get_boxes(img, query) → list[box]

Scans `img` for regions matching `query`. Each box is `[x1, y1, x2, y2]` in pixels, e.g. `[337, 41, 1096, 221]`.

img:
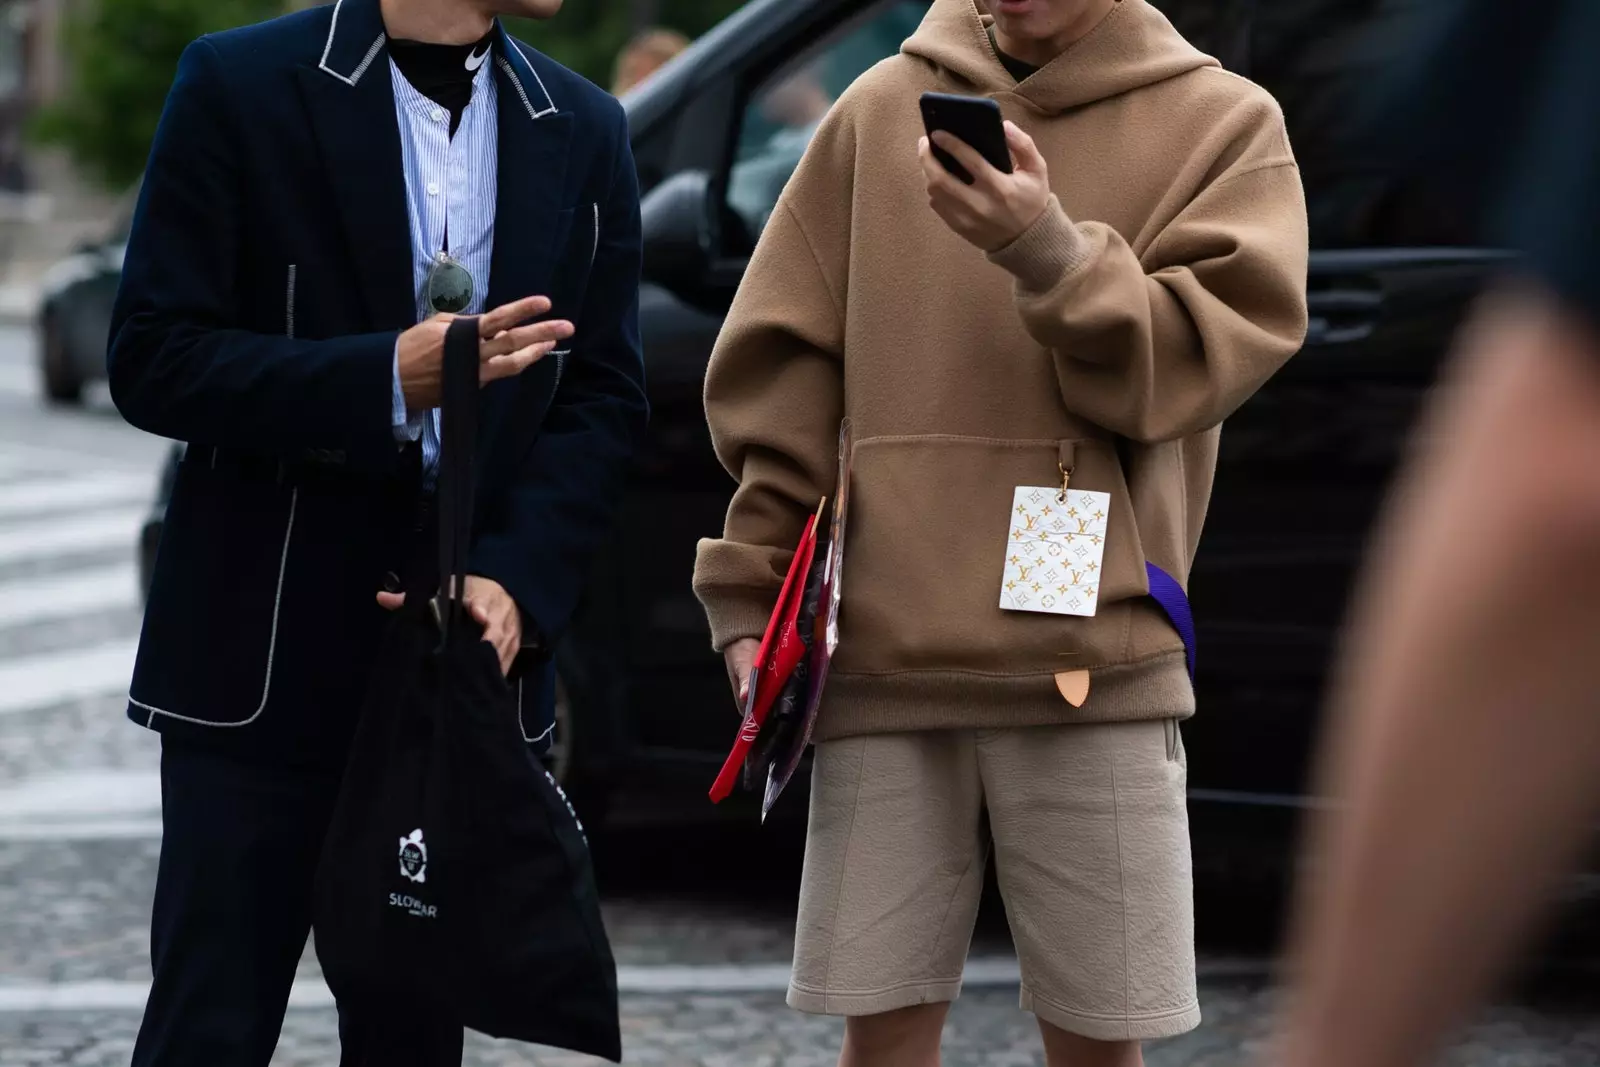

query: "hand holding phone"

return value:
[917, 97, 1054, 253]
[919, 92, 1013, 184]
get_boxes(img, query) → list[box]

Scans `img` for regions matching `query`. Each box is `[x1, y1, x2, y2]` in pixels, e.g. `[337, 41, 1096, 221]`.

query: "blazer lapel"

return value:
[485, 34, 575, 312]
[295, 0, 414, 332]
[479, 34, 576, 451]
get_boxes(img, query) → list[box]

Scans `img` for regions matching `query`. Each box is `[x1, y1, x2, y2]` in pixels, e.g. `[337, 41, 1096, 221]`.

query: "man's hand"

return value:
[398, 295, 575, 413]
[919, 121, 1052, 253]
[723, 637, 760, 710]
[377, 575, 524, 676]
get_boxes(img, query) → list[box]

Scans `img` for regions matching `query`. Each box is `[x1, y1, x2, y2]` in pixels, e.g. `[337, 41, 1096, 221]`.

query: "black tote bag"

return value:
[313, 317, 621, 1061]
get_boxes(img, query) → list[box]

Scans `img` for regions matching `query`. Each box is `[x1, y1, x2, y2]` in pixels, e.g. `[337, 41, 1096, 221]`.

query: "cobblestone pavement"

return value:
[5, 985, 1600, 1066]
[1, 329, 1598, 1065]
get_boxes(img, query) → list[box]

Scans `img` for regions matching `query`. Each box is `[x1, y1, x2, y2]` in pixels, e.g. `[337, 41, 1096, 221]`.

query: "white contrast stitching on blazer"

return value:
[285, 264, 297, 339]
[511, 40, 559, 117]
[130, 488, 299, 728]
[317, 0, 385, 87]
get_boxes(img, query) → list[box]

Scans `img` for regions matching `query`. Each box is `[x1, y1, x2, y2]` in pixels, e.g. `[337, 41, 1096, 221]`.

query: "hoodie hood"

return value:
[903, 0, 1218, 114]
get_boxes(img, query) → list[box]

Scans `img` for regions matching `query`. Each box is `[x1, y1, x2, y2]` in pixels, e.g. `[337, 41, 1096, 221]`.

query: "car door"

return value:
[1186, 249, 1507, 805]
[1159, 0, 1513, 804]
[564, 0, 932, 781]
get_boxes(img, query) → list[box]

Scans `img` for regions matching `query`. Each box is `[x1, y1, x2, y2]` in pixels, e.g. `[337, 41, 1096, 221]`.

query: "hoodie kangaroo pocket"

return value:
[834, 435, 1148, 675]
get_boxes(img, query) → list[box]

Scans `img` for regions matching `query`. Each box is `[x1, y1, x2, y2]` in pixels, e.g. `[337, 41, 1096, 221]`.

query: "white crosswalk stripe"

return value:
[0, 639, 138, 716]
[0, 445, 152, 830]
[0, 563, 140, 628]
[0, 359, 36, 398]
[0, 505, 146, 566]
[0, 473, 148, 518]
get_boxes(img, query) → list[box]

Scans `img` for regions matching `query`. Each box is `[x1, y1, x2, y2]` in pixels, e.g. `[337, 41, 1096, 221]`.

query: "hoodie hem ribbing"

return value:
[812, 652, 1193, 741]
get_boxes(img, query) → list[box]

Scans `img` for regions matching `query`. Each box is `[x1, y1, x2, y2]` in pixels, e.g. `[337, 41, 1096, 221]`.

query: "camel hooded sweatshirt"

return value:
[693, 0, 1309, 740]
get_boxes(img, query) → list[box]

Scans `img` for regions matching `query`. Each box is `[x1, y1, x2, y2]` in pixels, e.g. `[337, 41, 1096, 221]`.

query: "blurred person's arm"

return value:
[1278, 286, 1600, 1067]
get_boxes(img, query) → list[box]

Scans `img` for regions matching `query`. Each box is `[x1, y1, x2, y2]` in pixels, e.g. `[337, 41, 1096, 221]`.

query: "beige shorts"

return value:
[788, 720, 1199, 1042]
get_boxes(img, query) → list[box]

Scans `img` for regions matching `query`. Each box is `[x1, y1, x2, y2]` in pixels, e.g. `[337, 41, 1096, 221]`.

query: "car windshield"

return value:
[727, 1, 931, 240]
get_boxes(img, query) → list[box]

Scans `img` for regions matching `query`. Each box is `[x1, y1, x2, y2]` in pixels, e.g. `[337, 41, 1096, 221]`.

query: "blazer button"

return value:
[383, 571, 403, 593]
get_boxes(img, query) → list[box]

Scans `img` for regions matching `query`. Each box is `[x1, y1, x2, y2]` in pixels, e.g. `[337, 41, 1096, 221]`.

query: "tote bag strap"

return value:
[433, 316, 480, 642]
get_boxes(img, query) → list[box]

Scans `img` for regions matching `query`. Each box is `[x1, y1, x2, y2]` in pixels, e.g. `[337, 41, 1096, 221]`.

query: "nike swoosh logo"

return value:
[464, 46, 490, 72]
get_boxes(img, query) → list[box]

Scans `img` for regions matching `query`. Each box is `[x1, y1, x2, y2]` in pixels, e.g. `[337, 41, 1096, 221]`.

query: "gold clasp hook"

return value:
[1057, 461, 1074, 504]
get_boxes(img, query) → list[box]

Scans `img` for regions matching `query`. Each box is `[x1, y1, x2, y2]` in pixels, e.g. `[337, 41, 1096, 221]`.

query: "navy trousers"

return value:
[132, 739, 464, 1067]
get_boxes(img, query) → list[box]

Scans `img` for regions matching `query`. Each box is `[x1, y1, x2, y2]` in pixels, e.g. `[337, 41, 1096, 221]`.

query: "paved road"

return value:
[0, 328, 1597, 1064]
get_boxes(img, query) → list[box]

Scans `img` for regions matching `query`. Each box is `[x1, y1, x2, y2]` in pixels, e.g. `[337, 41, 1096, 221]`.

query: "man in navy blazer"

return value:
[109, 0, 646, 1062]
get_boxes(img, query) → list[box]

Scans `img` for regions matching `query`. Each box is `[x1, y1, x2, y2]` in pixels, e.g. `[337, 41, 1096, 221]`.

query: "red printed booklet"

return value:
[706, 505, 823, 804]
[709, 420, 853, 816]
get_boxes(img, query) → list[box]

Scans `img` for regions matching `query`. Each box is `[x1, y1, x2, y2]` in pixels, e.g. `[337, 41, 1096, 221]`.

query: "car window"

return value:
[724, 1, 930, 244]
[1153, 0, 1480, 250]
[1247, 0, 1476, 249]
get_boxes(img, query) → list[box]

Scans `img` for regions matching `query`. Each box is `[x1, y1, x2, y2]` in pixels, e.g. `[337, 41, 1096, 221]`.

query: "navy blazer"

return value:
[109, 0, 648, 762]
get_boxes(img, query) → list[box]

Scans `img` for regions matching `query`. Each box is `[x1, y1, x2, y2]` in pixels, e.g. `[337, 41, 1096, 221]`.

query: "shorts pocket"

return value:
[834, 435, 1148, 675]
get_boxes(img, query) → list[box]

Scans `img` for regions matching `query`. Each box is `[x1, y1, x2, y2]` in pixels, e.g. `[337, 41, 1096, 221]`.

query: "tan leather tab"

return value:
[1054, 669, 1090, 708]
[1057, 440, 1076, 497]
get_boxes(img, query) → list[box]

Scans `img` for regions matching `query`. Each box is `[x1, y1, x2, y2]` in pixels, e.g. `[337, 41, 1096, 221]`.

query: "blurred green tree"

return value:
[33, 0, 287, 189]
[38, 0, 743, 191]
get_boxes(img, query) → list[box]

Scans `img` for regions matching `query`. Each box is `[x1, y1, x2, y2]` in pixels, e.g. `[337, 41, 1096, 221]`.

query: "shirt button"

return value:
[426, 181, 440, 196]
[430, 107, 445, 123]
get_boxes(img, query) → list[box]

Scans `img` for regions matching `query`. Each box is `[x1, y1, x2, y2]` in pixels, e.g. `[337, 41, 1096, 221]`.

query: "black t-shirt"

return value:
[987, 26, 1040, 85]
[388, 29, 495, 136]
[1383, 0, 1600, 323]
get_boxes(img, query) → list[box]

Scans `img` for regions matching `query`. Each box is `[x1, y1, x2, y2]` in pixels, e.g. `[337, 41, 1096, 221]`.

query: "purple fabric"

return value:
[1145, 562, 1196, 680]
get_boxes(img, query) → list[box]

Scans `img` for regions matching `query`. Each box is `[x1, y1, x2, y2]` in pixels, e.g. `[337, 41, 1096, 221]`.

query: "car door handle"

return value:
[1306, 287, 1383, 346]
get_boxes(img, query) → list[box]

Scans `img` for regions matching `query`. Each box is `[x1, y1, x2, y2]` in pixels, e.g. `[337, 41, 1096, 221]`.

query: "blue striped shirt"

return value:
[388, 52, 499, 484]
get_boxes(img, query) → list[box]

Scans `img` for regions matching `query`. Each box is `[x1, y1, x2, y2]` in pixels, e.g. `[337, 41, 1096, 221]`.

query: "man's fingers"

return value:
[1004, 120, 1045, 176]
[480, 319, 573, 360]
[494, 637, 516, 676]
[923, 142, 989, 212]
[478, 295, 552, 337]
[377, 591, 406, 610]
[930, 130, 1001, 190]
[918, 136, 956, 187]
[475, 615, 516, 675]
[481, 341, 556, 383]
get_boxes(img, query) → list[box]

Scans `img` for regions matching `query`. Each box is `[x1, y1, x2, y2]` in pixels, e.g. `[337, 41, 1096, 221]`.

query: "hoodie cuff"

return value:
[700, 591, 778, 654]
[988, 196, 1094, 293]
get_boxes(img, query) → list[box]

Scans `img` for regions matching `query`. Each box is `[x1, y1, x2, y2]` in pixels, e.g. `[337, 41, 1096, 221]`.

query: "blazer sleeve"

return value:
[107, 37, 399, 471]
[468, 103, 650, 645]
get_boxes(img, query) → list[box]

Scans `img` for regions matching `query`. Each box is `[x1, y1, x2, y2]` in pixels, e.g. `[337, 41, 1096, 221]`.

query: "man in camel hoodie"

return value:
[694, 1, 1307, 1063]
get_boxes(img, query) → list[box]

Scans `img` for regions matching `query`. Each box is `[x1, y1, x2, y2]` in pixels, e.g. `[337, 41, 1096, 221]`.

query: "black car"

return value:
[38, 191, 137, 404]
[135, 0, 1506, 823]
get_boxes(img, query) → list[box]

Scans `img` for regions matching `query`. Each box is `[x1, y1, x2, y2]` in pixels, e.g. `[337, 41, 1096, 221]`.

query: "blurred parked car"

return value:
[133, 0, 1508, 826]
[37, 193, 134, 403]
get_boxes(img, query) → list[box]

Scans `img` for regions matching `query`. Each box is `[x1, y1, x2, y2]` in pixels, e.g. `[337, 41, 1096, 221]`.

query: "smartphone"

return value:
[919, 92, 1013, 184]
